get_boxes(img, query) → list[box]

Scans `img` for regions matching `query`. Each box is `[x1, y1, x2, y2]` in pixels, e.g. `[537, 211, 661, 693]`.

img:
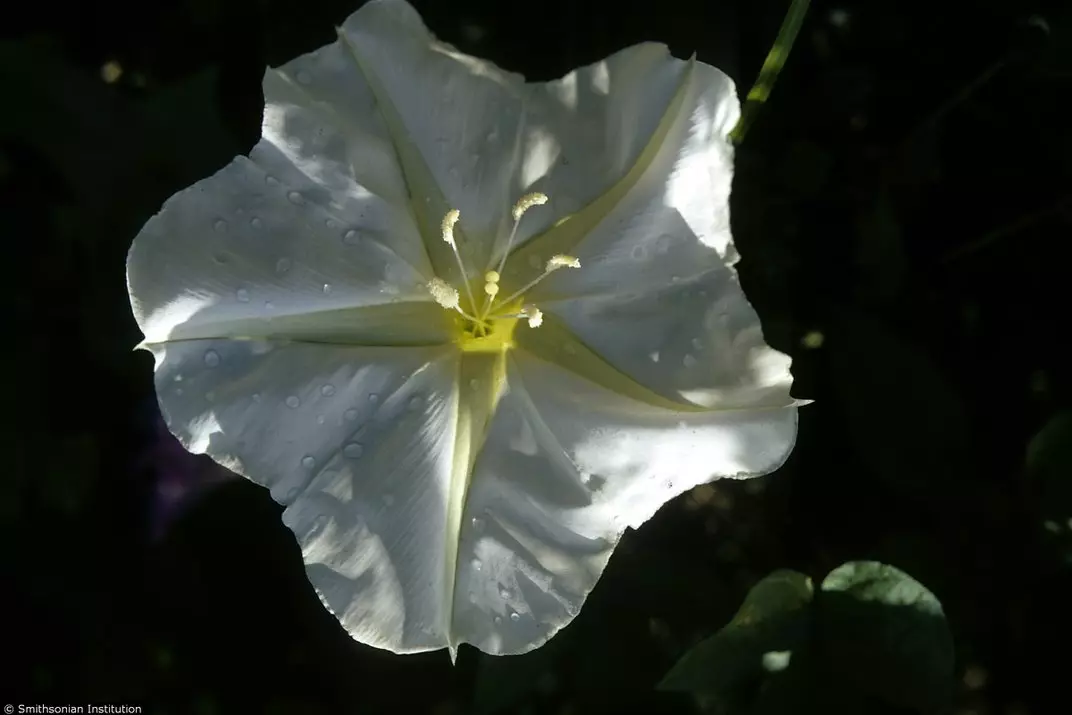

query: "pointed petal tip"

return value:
[447, 644, 459, 665]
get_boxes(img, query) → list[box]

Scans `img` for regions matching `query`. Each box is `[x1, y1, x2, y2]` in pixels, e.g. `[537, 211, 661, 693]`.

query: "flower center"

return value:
[426, 193, 577, 354]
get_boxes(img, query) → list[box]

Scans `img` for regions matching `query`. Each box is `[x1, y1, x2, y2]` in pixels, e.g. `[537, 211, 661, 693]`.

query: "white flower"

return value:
[126, 0, 801, 658]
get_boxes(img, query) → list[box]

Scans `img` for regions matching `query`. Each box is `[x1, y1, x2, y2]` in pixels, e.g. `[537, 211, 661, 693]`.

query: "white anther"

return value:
[441, 209, 461, 246]
[484, 282, 500, 297]
[427, 278, 460, 309]
[546, 254, 581, 270]
[526, 308, 544, 328]
[511, 192, 548, 221]
[485, 270, 500, 284]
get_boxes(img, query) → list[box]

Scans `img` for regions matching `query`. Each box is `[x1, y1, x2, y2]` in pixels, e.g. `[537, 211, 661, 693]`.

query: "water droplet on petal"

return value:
[344, 408, 359, 421]
[265, 300, 275, 310]
[471, 516, 485, 532]
[494, 615, 502, 625]
[285, 395, 301, 408]
[251, 393, 261, 403]
[509, 611, 520, 622]
[683, 354, 697, 368]
[368, 393, 380, 403]
[203, 350, 220, 367]
[250, 216, 262, 229]
[471, 558, 482, 571]
[469, 378, 479, 390]
[631, 245, 647, 260]
[295, 70, 311, 84]
[320, 384, 336, 397]
[173, 374, 183, 382]
[499, 585, 511, 599]
[343, 442, 364, 459]
[343, 229, 360, 245]
[213, 219, 227, 233]
[301, 456, 315, 469]
[275, 257, 292, 274]
[265, 175, 279, 186]
[322, 283, 332, 294]
[316, 415, 326, 425]
[649, 351, 660, 363]
[408, 395, 423, 411]
[691, 337, 702, 350]
[287, 190, 303, 205]
[236, 289, 250, 303]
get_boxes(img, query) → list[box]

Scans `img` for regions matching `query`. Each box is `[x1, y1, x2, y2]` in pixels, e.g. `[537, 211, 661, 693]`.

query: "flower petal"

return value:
[450, 351, 797, 655]
[151, 338, 472, 652]
[127, 154, 448, 346]
[336, 0, 528, 275]
[509, 57, 739, 301]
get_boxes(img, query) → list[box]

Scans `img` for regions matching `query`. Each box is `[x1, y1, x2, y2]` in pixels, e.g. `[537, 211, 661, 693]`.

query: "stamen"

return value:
[440, 209, 477, 312]
[490, 253, 581, 312]
[484, 192, 550, 319]
[484, 282, 500, 298]
[427, 277, 481, 323]
[427, 277, 459, 310]
[484, 270, 500, 284]
[526, 308, 543, 328]
[511, 192, 548, 222]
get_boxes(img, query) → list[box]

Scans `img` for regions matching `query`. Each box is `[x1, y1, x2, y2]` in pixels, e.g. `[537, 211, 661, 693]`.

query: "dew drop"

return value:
[471, 558, 482, 572]
[213, 219, 227, 233]
[301, 456, 316, 469]
[671, 275, 682, 283]
[343, 229, 360, 245]
[691, 337, 703, 350]
[368, 393, 380, 403]
[631, 245, 647, 260]
[324, 218, 337, 229]
[264, 300, 275, 310]
[343, 442, 364, 459]
[173, 374, 183, 382]
[469, 378, 480, 390]
[320, 384, 336, 397]
[509, 611, 520, 622]
[316, 415, 326, 425]
[649, 351, 660, 363]
[250, 216, 262, 229]
[295, 70, 311, 84]
[287, 190, 304, 205]
[285, 395, 301, 408]
[203, 350, 220, 367]
[275, 257, 292, 274]
[471, 516, 485, 532]
[236, 289, 250, 303]
[494, 615, 503, 625]
[498, 585, 511, 599]
[683, 354, 697, 368]
[265, 175, 279, 186]
[344, 408, 359, 421]
[252, 393, 262, 403]
[468, 592, 477, 603]
[408, 395, 423, 411]
[322, 283, 332, 294]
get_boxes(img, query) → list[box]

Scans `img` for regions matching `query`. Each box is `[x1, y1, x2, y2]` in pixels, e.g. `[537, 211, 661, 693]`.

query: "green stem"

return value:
[730, 0, 812, 144]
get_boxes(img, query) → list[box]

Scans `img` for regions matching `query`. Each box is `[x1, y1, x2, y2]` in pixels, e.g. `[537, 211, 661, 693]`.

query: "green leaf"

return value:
[817, 561, 955, 713]
[659, 570, 814, 704]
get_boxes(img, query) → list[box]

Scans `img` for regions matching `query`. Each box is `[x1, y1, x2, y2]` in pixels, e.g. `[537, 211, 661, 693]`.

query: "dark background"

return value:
[3, 0, 1070, 713]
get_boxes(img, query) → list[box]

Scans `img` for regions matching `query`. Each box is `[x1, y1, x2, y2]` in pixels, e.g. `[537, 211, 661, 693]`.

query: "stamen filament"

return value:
[489, 255, 580, 313]
[441, 209, 478, 313]
[482, 192, 548, 319]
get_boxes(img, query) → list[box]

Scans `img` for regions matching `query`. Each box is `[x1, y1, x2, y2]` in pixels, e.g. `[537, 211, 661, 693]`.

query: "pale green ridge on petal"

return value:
[448, 350, 796, 655]
[127, 154, 444, 347]
[151, 337, 467, 653]
[442, 351, 509, 655]
[336, 0, 529, 279]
